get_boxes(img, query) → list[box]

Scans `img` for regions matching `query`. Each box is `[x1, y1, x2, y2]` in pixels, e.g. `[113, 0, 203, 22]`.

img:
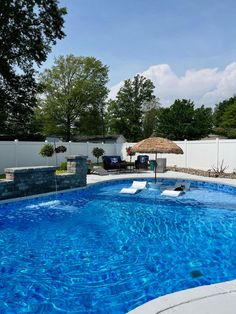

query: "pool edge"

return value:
[128, 279, 236, 314]
[0, 172, 236, 205]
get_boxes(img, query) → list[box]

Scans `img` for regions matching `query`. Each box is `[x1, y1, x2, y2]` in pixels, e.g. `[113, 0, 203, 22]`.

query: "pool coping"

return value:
[128, 280, 236, 314]
[86, 170, 236, 188]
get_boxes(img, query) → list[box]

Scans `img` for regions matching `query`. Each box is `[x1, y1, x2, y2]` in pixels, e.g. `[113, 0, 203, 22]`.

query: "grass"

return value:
[56, 169, 67, 175]
[0, 174, 5, 179]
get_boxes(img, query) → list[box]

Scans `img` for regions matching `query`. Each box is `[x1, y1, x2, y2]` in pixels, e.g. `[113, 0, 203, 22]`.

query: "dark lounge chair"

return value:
[102, 156, 127, 171]
[135, 155, 149, 170]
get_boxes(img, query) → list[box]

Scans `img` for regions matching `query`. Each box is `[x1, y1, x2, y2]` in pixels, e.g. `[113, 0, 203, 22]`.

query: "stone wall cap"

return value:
[5, 166, 57, 173]
[0, 179, 13, 184]
[56, 173, 75, 177]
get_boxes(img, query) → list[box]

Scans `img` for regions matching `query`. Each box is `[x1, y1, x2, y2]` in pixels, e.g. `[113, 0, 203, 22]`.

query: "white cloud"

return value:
[109, 62, 236, 107]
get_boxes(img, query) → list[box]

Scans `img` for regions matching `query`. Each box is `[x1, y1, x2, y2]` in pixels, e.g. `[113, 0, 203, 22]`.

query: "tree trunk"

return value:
[66, 119, 71, 141]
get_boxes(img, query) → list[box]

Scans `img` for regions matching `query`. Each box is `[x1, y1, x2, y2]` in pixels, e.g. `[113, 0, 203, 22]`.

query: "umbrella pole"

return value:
[154, 152, 157, 184]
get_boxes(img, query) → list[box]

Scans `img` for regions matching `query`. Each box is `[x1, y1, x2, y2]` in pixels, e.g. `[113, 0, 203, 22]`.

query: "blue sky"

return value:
[43, 0, 236, 106]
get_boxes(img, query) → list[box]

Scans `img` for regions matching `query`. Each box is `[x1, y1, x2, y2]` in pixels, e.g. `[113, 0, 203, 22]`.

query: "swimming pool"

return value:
[1, 178, 236, 313]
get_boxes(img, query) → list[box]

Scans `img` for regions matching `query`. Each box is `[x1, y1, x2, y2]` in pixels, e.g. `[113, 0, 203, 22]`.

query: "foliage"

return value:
[55, 145, 67, 153]
[213, 96, 236, 128]
[143, 107, 160, 138]
[39, 144, 54, 157]
[126, 146, 136, 162]
[37, 55, 109, 141]
[214, 96, 236, 138]
[211, 160, 228, 177]
[126, 146, 136, 156]
[156, 99, 213, 140]
[106, 74, 156, 141]
[75, 104, 105, 136]
[0, 0, 66, 137]
[92, 147, 105, 164]
[142, 98, 160, 138]
[58, 161, 67, 171]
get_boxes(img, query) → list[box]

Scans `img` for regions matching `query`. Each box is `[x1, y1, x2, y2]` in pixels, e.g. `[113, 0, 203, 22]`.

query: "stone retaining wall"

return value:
[167, 166, 236, 179]
[0, 155, 87, 200]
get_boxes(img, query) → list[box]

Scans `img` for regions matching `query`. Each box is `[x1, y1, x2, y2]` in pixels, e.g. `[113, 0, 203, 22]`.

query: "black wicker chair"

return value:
[102, 156, 127, 171]
[135, 155, 149, 169]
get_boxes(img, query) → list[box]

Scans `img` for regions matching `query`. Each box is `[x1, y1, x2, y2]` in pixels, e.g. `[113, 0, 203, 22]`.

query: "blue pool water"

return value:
[1, 178, 236, 313]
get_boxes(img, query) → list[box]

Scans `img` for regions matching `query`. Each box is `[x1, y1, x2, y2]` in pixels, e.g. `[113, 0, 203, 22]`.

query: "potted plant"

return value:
[40, 144, 67, 166]
[126, 146, 135, 162]
[54, 145, 67, 154]
[39, 144, 54, 157]
[92, 147, 105, 165]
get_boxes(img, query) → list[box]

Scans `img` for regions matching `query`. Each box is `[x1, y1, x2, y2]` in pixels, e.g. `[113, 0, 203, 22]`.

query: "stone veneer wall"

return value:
[0, 155, 87, 201]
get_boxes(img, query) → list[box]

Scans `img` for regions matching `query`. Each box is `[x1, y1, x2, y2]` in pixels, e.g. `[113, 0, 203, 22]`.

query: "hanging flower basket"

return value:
[55, 145, 67, 154]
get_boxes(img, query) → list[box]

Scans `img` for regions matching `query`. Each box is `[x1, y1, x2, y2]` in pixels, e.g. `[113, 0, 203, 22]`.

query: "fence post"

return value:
[69, 141, 72, 155]
[184, 139, 188, 168]
[44, 140, 49, 165]
[14, 139, 18, 167]
[216, 138, 219, 169]
[86, 142, 89, 159]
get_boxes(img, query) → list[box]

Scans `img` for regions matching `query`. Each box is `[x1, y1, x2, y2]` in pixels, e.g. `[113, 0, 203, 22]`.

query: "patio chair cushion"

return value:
[135, 155, 149, 169]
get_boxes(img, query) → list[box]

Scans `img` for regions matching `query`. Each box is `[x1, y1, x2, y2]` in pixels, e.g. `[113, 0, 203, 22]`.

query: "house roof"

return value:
[75, 135, 126, 142]
[201, 134, 228, 140]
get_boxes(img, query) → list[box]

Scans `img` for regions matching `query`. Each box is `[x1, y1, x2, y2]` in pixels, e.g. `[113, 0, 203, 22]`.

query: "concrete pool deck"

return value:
[128, 280, 236, 314]
[87, 169, 236, 187]
[87, 170, 236, 314]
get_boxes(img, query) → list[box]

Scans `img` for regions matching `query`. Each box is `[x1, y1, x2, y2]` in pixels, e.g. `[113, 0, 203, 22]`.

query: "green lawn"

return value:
[0, 174, 5, 179]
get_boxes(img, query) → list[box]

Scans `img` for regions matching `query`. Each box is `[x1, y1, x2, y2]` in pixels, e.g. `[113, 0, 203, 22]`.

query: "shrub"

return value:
[39, 144, 54, 157]
[211, 159, 228, 177]
[59, 161, 67, 171]
[92, 147, 105, 164]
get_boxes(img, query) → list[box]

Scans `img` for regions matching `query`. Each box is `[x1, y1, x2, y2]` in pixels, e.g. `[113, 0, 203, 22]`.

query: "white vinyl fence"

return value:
[0, 140, 122, 173]
[122, 139, 236, 172]
[0, 139, 236, 174]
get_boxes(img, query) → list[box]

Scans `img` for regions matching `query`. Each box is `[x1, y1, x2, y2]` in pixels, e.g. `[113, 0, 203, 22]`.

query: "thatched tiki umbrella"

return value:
[131, 137, 183, 183]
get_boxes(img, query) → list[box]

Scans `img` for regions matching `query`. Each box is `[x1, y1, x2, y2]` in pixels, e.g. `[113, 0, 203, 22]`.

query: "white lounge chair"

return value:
[161, 190, 183, 197]
[161, 181, 191, 197]
[120, 181, 148, 194]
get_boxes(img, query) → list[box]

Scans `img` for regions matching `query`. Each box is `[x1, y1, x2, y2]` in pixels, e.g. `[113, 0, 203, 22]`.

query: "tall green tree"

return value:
[218, 98, 236, 138]
[0, 0, 66, 137]
[156, 99, 213, 140]
[106, 74, 156, 141]
[214, 96, 236, 137]
[142, 99, 160, 138]
[75, 103, 105, 136]
[37, 55, 109, 141]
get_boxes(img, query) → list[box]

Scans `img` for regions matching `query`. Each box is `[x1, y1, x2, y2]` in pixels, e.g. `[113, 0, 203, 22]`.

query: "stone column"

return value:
[66, 155, 87, 186]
